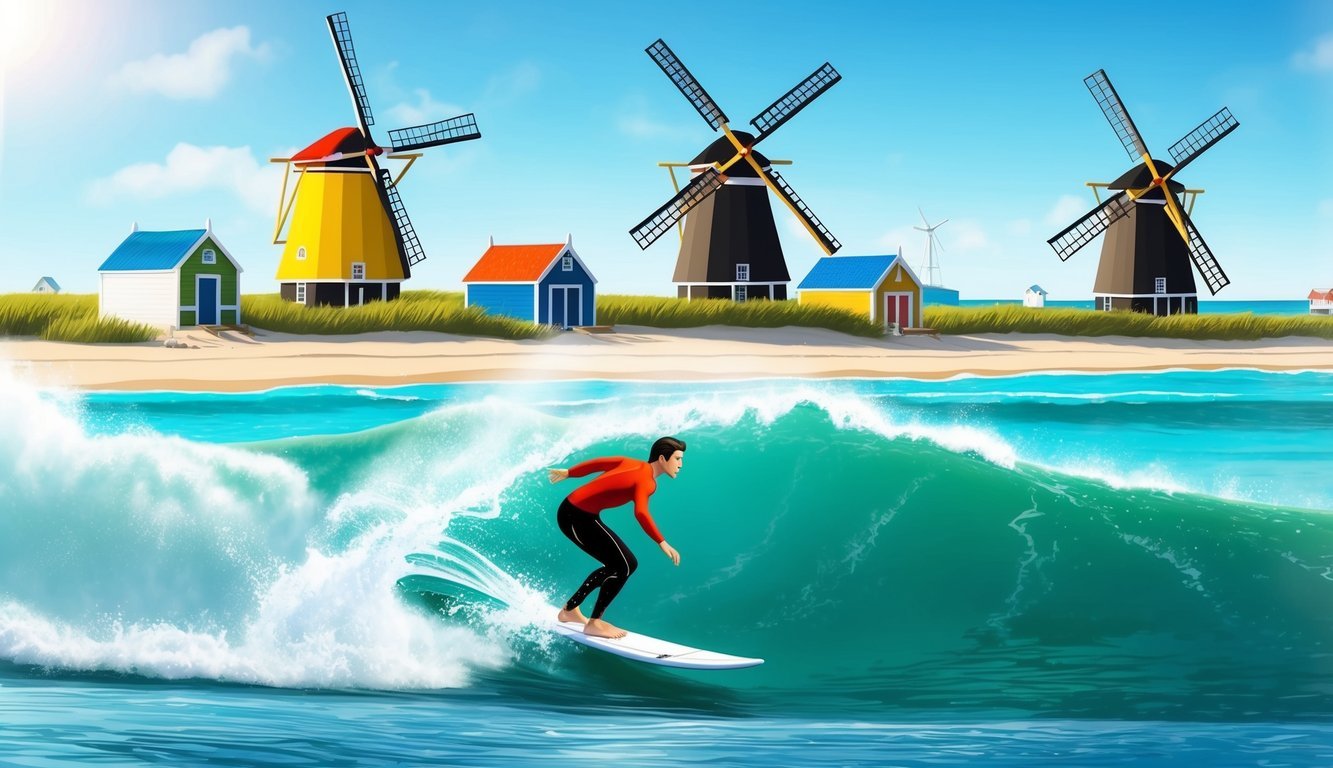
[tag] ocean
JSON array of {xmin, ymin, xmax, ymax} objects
[{"xmin": 1, "ymin": 368, "xmax": 1331, "ymax": 765}]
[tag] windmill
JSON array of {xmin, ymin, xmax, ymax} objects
[
  {"xmin": 1047, "ymin": 69, "xmax": 1237, "ymax": 315},
  {"xmin": 270, "ymin": 11, "xmax": 481, "ymax": 307},
  {"xmin": 914, "ymin": 208, "xmax": 948, "ymax": 288},
  {"xmin": 629, "ymin": 39, "xmax": 843, "ymax": 302}
]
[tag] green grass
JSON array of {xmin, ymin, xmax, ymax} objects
[
  {"xmin": 241, "ymin": 291, "xmax": 555, "ymax": 340},
  {"xmin": 0, "ymin": 294, "xmax": 159, "ymax": 343},
  {"xmin": 924, "ymin": 305, "xmax": 1333, "ymax": 341},
  {"xmin": 595, "ymin": 294, "xmax": 886, "ymax": 338}
]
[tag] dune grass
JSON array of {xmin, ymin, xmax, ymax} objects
[
  {"xmin": 0, "ymin": 294, "xmax": 159, "ymax": 343},
  {"xmin": 240, "ymin": 291, "xmax": 555, "ymax": 340},
  {"xmin": 595, "ymin": 294, "xmax": 886, "ymax": 338},
  {"xmin": 924, "ymin": 304, "xmax": 1333, "ymax": 341}
]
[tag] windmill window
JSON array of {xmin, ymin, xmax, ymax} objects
[
  {"xmin": 297, "ymin": 247, "xmax": 307, "ymax": 261},
  {"xmin": 1155, "ymin": 277, "xmax": 1166, "ymax": 294},
  {"xmin": 1102, "ymin": 296, "xmax": 1112, "ymax": 311},
  {"xmin": 736, "ymin": 263, "xmax": 750, "ymax": 281},
  {"xmin": 202, "ymin": 249, "xmax": 216, "ymax": 265},
  {"xmin": 736, "ymin": 285, "xmax": 748, "ymax": 301},
  {"xmin": 352, "ymin": 262, "xmax": 366, "ymax": 281},
  {"xmin": 296, "ymin": 283, "xmax": 306, "ymax": 303},
  {"xmin": 561, "ymin": 256, "xmax": 573, "ymax": 272}
]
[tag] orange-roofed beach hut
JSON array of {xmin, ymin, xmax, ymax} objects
[{"xmin": 462, "ymin": 235, "xmax": 597, "ymax": 328}]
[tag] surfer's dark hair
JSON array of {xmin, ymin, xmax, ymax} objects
[{"xmin": 649, "ymin": 436, "xmax": 686, "ymax": 463}]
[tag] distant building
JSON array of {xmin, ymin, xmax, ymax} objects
[
  {"xmin": 921, "ymin": 285, "xmax": 959, "ymax": 306},
  {"xmin": 797, "ymin": 253, "xmax": 922, "ymax": 330},
  {"xmin": 98, "ymin": 220, "xmax": 243, "ymax": 328},
  {"xmin": 462, "ymin": 235, "xmax": 596, "ymax": 329},
  {"xmin": 1310, "ymin": 289, "xmax": 1332, "ymax": 316},
  {"xmin": 31, "ymin": 276, "xmax": 61, "ymax": 294},
  {"xmin": 1024, "ymin": 285, "xmax": 1048, "ymax": 308}
]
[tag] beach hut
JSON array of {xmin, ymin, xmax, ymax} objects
[
  {"xmin": 1024, "ymin": 285, "xmax": 1048, "ymax": 308},
  {"xmin": 31, "ymin": 277, "xmax": 61, "ymax": 294},
  {"xmin": 1310, "ymin": 289, "xmax": 1332, "ymax": 316},
  {"xmin": 462, "ymin": 235, "xmax": 596, "ymax": 329},
  {"xmin": 797, "ymin": 253, "xmax": 923, "ymax": 329},
  {"xmin": 98, "ymin": 220, "xmax": 243, "ymax": 328}
]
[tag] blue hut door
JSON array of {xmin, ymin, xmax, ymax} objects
[
  {"xmin": 550, "ymin": 286, "xmax": 582, "ymax": 328},
  {"xmin": 197, "ymin": 276, "xmax": 219, "ymax": 325}
]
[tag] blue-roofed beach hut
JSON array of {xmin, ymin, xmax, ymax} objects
[
  {"xmin": 797, "ymin": 252, "xmax": 923, "ymax": 329},
  {"xmin": 98, "ymin": 220, "xmax": 243, "ymax": 328}
]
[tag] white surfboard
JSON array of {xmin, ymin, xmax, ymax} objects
[{"xmin": 551, "ymin": 621, "xmax": 763, "ymax": 670}]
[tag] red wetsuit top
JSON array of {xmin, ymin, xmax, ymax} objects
[{"xmin": 564, "ymin": 456, "xmax": 663, "ymax": 543}]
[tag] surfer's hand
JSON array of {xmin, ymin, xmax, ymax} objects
[
  {"xmin": 660, "ymin": 541, "xmax": 680, "ymax": 566},
  {"xmin": 548, "ymin": 468, "xmax": 569, "ymax": 484}
]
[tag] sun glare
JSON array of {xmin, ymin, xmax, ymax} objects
[{"xmin": 0, "ymin": 0, "xmax": 57, "ymax": 71}]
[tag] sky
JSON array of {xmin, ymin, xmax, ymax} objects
[{"xmin": 1, "ymin": 0, "xmax": 1330, "ymax": 300}]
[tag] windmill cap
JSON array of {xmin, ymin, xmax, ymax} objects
[
  {"xmin": 292, "ymin": 127, "xmax": 371, "ymax": 164},
  {"xmin": 690, "ymin": 131, "xmax": 770, "ymax": 176},
  {"xmin": 1107, "ymin": 160, "xmax": 1186, "ymax": 193}
]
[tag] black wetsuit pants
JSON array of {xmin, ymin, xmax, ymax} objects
[{"xmin": 557, "ymin": 498, "xmax": 638, "ymax": 620}]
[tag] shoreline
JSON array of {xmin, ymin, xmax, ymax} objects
[{"xmin": 2, "ymin": 326, "xmax": 1331, "ymax": 392}]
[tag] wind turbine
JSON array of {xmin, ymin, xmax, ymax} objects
[{"xmin": 914, "ymin": 208, "xmax": 948, "ymax": 288}]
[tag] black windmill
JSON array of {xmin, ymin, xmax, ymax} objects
[
  {"xmin": 1048, "ymin": 69, "xmax": 1238, "ymax": 315},
  {"xmin": 629, "ymin": 40, "xmax": 843, "ymax": 301}
]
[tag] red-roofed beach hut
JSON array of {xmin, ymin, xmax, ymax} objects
[{"xmin": 462, "ymin": 235, "xmax": 597, "ymax": 328}]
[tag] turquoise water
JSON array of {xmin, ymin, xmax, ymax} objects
[{"xmin": 1, "ymin": 368, "xmax": 1331, "ymax": 765}]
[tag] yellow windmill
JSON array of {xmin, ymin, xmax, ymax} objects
[{"xmin": 271, "ymin": 11, "xmax": 482, "ymax": 307}]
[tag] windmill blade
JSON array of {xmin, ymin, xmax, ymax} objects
[
  {"xmin": 1171, "ymin": 192, "xmax": 1230, "ymax": 295},
  {"xmin": 365, "ymin": 156, "xmax": 426, "ymax": 277},
  {"xmin": 389, "ymin": 113, "xmax": 482, "ymax": 152},
  {"xmin": 629, "ymin": 167, "xmax": 726, "ymax": 250},
  {"xmin": 749, "ymin": 63, "xmax": 841, "ymax": 141},
  {"xmin": 646, "ymin": 39, "xmax": 728, "ymax": 130},
  {"xmin": 756, "ymin": 163, "xmax": 841, "ymax": 255},
  {"xmin": 327, "ymin": 12, "xmax": 376, "ymax": 141},
  {"xmin": 1084, "ymin": 69, "xmax": 1149, "ymax": 162},
  {"xmin": 1047, "ymin": 191, "xmax": 1135, "ymax": 261},
  {"xmin": 1165, "ymin": 108, "xmax": 1238, "ymax": 178}
]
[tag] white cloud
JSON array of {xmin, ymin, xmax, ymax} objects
[
  {"xmin": 877, "ymin": 225, "xmax": 922, "ymax": 255},
  {"xmin": 950, "ymin": 220, "xmax": 990, "ymax": 252},
  {"xmin": 1008, "ymin": 218, "xmax": 1032, "ymax": 236},
  {"xmin": 385, "ymin": 89, "xmax": 466, "ymax": 127},
  {"xmin": 111, "ymin": 26, "xmax": 268, "ymax": 99},
  {"xmin": 1292, "ymin": 34, "xmax": 1333, "ymax": 71},
  {"xmin": 87, "ymin": 143, "xmax": 282, "ymax": 214},
  {"xmin": 1044, "ymin": 194, "xmax": 1090, "ymax": 229}
]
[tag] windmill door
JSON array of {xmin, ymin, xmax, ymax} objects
[
  {"xmin": 197, "ymin": 275, "xmax": 220, "ymax": 325},
  {"xmin": 883, "ymin": 292, "xmax": 912, "ymax": 329}
]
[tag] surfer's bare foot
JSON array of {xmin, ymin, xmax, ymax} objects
[
  {"xmin": 557, "ymin": 607, "xmax": 588, "ymax": 625},
  {"xmin": 584, "ymin": 618, "xmax": 627, "ymax": 639}
]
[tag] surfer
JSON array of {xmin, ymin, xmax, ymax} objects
[{"xmin": 548, "ymin": 436, "xmax": 685, "ymax": 639}]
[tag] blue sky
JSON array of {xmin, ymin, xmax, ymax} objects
[{"xmin": 1, "ymin": 0, "xmax": 1330, "ymax": 300}]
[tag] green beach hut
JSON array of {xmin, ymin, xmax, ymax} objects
[{"xmin": 98, "ymin": 220, "xmax": 243, "ymax": 328}]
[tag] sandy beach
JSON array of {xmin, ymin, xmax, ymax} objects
[{"xmin": 1, "ymin": 326, "xmax": 1330, "ymax": 392}]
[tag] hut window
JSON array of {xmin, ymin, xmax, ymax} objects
[
  {"xmin": 297, "ymin": 247, "xmax": 307, "ymax": 261},
  {"xmin": 736, "ymin": 263, "xmax": 749, "ymax": 281},
  {"xmin": 1155, "ymin": 277, "xmax": 1166, "ymax": 294},
  {"xmin": 296, "ymin": 283, "xmax": 306, "ymax": 303},
  {"xmin": 352, "ymin": 262, "xmax": 365, "ymax": 280},
  {"xmin": 202, "ymin": 249, "xmax": 216, "ymax": 265},
  {"xmin": 562, "ymin": 256, "xmax": 573, "ymax": 272}
]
